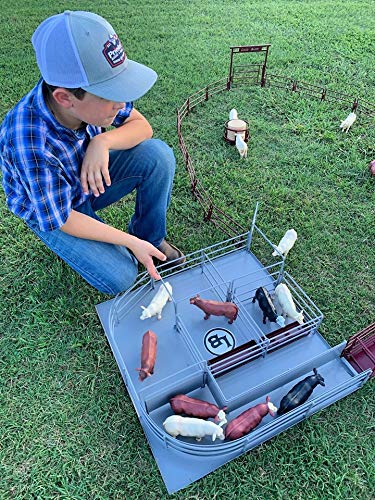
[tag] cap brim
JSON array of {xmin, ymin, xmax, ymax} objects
[{"xmin": 81, "ymin": 59, "xmax": 157, "ymax": 102}]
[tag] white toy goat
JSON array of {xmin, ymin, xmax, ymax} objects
[
  {"xmin": 272, "ymin": 229, "xmax": 297, "ymax": 257},
  {"xmin": 140, "ymin": 282, "xmax": 172, "ymax": 320},
  {"xmin": 274, "ymin": 283, "xmax": 304, "ymax": 325},
  {"xmin": 235, "ymin": 133, "xmax": 248, "ymax": 158},
  {"xmin": 339, "ymin": 112, "xmax": 357, "ymax": 133},
  {"xmin": 163, "ymin": 415, "xmax": 225, "ymax": 442},
  {"xmin": 229, "ymin": 108, "xmax": 238, "ymax": 120}
]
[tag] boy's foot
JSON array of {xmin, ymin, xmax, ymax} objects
[{"xmin": 155, "ymin": 239, "xmax": 186, "ymax": 267}]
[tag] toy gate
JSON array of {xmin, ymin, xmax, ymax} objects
[{"xmin": 96, "ymin": 207, "xmax": 372, "ymax": 494}]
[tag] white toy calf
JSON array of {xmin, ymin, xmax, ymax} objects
[
  {"xmin": 339, "ymin": 112, "xmax": 357, "ymax": 133},
  {"xmin": 140, "ymin": 282, "xmax": 173, "ymax": 320},
  {"xmin": 229, "ymin": 108, "xmax": 238, "ymax": 120},
  {"xmin": 235, "ymin": 133, "xmax": 248, "ymax": 158},
  {"xmin": 274, "ymin": 283, "xmax": 304, "ymax": 325},
  {"xmin": 163, "ymin": 415, "xmax": 225, "ymax": 441},
  {"xmin": 272, "ymin": 229, "xmax": 297, "ymax": 257}
]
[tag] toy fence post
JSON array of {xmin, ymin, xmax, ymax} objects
[
  {"xmin": 226, "ymin": 280, "xmax": 235, "ymax": 302},
  {"xmin": 261, "ymin": 44, "xmax": 270, "ymax": 87},
  {"xmin": 246, "ymin": 202, "xmax": 259, "ymax": 252},
  {"xmin": 228, "ymin": 47, "xmax": 235, "ymax": 90}
]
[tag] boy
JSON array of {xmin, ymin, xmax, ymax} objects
[{"xmin": 0, "ymin": 11, "xmax": 185, "ymax": 294}]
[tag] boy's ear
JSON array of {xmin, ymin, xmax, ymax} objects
[{"xmin": 52, "ymin": 88, "xmax": 74, "ymax": 108}]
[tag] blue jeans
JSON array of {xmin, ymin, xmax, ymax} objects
[{"xmin": 26, "ymin": 139, "xmax": 176, "ymax": 294}]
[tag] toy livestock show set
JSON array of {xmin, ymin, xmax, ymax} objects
[{"xmin": 97, "ymin": 46, "xmax": 375, "ymax": 494}]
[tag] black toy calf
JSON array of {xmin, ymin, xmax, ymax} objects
[
  {"xmin": 252, "ymin": 287, "xmax": 285, "ymax": 327},
  {"xmin": 277, "ymin": 368, "xmax": 325, "ymax": 416}
]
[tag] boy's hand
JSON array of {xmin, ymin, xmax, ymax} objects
[
  {"xmin": 80, "ymin": 137, "xmax": 111, "ymax": 196},
  {"xmin": 130, "ymin": 239, "xmax": 166, "ymax": 280}
]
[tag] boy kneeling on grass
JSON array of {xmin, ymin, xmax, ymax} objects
[{"xmin": 0, "ymin": 10, "xmax": 185, "ymax": 294}]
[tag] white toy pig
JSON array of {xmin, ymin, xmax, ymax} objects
[
  {"xmin": 274, "ymin": 283, "xmax": 304, "ymax": 325},
  {"xmin": 163, "ymin": 415, "xmax": 225, "ymax": 442},
  {"xmin": 140, "ymin": 282, "xmax": 173, "ymax": 320}
]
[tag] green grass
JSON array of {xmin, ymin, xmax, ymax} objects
[{"xmin": 1, "ymin": 1, "xmax": 374, "ymax": 498}]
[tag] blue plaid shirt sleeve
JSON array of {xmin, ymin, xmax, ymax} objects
[
  {"xmin": 9, "ymin": 110, "xmax": 74, "ymax": 231},
  {"xmin": 112, "ymin": 102, "xmax": 134, "ymax": 126}
]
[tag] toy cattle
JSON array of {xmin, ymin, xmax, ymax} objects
[
  {"xmin": 163, "ymin": 415, "xmax": 225, "ymax": 441},
  {"xmin": 274, "ymin": 283, "xmax": 304, "ymax": 325},
  {"xmin": 339, "ymin": 111, "xmax": 357, "ymax": 133},
  {"xmin": 225, "ymin": 396, "xmax": 277, "ymax": 440},
  {"xmin": 277, "ymin": 368, "xmax": 325, "ymax": 416},
  {"xmin": 170, "ymin": 394, "xmax": 227, "ymax": 425},
  {"xmin": 272, "ymin": 229, "xmax": 297, "ymax": 257},
  {"xmin": 136, "ymin": 330, "xmax": 157, "ymax": 382},
  {"xmin": 190, "ymin": 295, "xmax": 238, "ymax": 324},
  {"xmin": 140, "ymin": 281, "xmax": 172, "ymax": 320},
  {"xmin": 252, "ymin": 287, "xmax": 285, "ymax": 326}
]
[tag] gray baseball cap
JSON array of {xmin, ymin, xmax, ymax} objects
[{"xmin": 32, "ymin": 11, "xmax": 157, "ymax": 102}]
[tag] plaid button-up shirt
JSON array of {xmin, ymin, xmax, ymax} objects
[{"xmin": 0, "ymin": 79, "xmax": 133, "ymax": 231}]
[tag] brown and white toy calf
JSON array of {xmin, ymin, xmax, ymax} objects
[
  {"xmin": 225, "ymin": 396, "xmax": 277, "ymax": 440},
  {"xmin": 170, "ymin": 394, "xmax": 227, "ymax": 425}
]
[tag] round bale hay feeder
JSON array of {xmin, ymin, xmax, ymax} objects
[{"xmin": 224, "ymin": 118, "xmax": 249, "ymax": 145}]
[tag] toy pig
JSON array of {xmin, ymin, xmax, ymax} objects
[
  {"xmin": 252, "ymin": 287, "xmax": 285, "ymax": 327},
  {"xmin": 277, "ymin": 368, "xmax": 325, "ymax": 416},
  {"xmin": 140, "ymin": 282, "xmax": 172, "ymax": 320},
  {"xmin": 190, "ymin": 295, "xmax": 238, "ymax": 324},
  {"xmin": 136, "ymin": 330, "xmax": 157, "ymax": 381},
  {"xmin": 170, "ymin": 394, "xmax": 227, "ymax": 424},
  {"xmin": 225, "ymin": 396, "xmax": 277, "ymax": 440},
  {"xmin": 163, "ymin": 415, "xmax": 225, "ymax": 442}
]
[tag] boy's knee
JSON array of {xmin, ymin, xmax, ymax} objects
[
  {"xmin": 140, "ymin": 139, "xmax": 176, "ymax": 177},
  {"xmin": 96, "ymin": 261, "xmax": 138, "ymax": 295}
]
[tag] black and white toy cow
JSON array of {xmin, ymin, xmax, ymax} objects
[{"xmin": 252, "ymin": 287, "xmax": 285, "ymax": 327}]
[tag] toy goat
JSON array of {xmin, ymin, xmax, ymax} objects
[
  {"xmin": 235, "ymin": 133, "xmax": 248, "ymax": 158},
  {"xmin": 136, "ymin": 330, "xmax": 157, "ymax": 382},
  {"xmin": 225, "ymin": 396, "xmax": 277, "ymax": 440},
  {"xmin": 229, "ymin": 108, "xmax": 238, "ymax": 120},
  {"xmin": 190, "ymin": 295, "xmax": 238, "ymax": 324},
  {"xmin": 277, "ymin": 368, "xmax": 325, "ymax": 416},
  {"xmin": 339, "ymin": 112, "xmax": 357, "ymax": 133},
  {"xmin": 274, "ymin": 283, "xmax": 304, "ymax": 325},
  {"xmin": 140, "ymin": 281, "xmax": 172, "ymax": 320},
  {"xmin": 252, "ymin": 287, "xmax": 285, "ymax": 327},
  {"xmin": 170, "ymin": 394, "xmax": 227, "ymax": 425},
  {"xmin": 163, "ymin": 415, "xmax": 225, "ymax": 441},
  {"xmin": 272, "ymin": 229, "xmax": 297, "ymax": 257}
]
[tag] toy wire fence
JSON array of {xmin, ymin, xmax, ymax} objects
[{"xmin": 177, "ymin": 44, "xmax": 375, "ymax": 238}]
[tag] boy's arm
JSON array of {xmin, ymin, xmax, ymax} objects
[
  {"xmin": 61, "ymin": 209, "xmax": 166, "ymax": 280},
  {"xmin": 80, "ymin": 108, "xmax": 152, "ymax": 196}
]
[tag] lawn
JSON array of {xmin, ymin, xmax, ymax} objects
[{"xmin": 0, "ymin": 1, "xmax": 374, "ymax": 499}]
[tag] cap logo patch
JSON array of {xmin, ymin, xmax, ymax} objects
[{"xmin": 102, "ymin": 34, "xmax": 126, "ymax": 68}]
